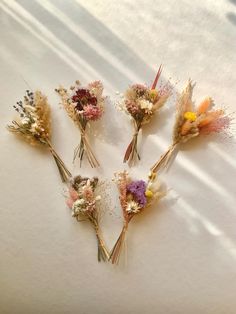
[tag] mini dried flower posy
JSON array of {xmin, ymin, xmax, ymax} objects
[
  {"xmin": 66, "ymin": 175, "xmax": 109, "ymax": 262},
  {"xmin": 119, "ymin": 66, "xmax": 171, "ymax": 165},
  {"xmin": 56, "ymin": 80, "xmax": 105, "ymax": 168},
  {"xmin": 7, "ymin": 90, "xmax": 71, "ymax": 182},
  {"xmin": 151, "ymin": 80, "xmax": 232, "ymax": 173},
  {"xmin": 109, "ymin": 170, "xmax": 165, "ymax": 264}
]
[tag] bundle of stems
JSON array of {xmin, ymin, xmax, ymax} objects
[{"xmin": 73, "ymin": 117, "xmax": 99, "ymax": 168}]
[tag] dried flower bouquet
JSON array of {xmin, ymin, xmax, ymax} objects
[
  {"xmin": 7, "ymin": 90, "xmax": 71, "ymax": 182},
  {"xmin": 66, "ymin": 175, "xmax": 110, "ymax": 262},
  {"xmin": 120, "ymin": 66, "xmax": 170, "ymax": 165},
  {"xmin": 110, "ymin": 171, "xmax": 165, "ymax": 264},
  {"xmin": 151, "ymin": 80, "xmax": 232, "ymax": 173},
  {"xmin": 56, "ymin": 80, "xmax": 105, "ymax": 168}
]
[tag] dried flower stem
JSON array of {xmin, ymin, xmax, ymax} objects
[
  {"xmin": 74, "ymin": 120, "xmax": 100, "ymax": 168},
  {"xmin": 47, "ymin": 141, "xmax": 72, "ymax": 183},
  {"xmin": 109, "ymin": 171, "xmax": 130, "ymax": 264},
  {"xmin": 123, "ymin": 121, "xmax": 141, "ymax": 165},
  {"xmin": 151, "ymin": 142, "xmax": 178, "ymax": 173},
  {"xmin": 109, "ymin": 221, "xmax": 129, "ymax": 264},
  {"xmin": 88, "ymin": 215, "xmax": 110, "ymax": 262}
]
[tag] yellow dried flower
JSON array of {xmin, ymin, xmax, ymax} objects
[
  {"xmin": 145, "ymin": 190, "xmax": 153, "ymax": 198},
  {"xmin": 149, "ymin": 89, "xmax": 158, "ymax": 100},
  {"xmin": 184, "ymin": 111, "xmax": 197, "ymax": 122}
]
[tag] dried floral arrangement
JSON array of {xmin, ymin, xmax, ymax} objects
[
  {"xmin": 7, "ymin": 90, "xmax": 71, "ymax": 183},
  {"xmin": 119, "ymin": 66, "xmax": 171, "ymax": 165},
  {"xmin": 109, "ymin": 170, "xmax": 165, "ymax": 264},
  {"xmin": 56, "ymin": 80, "xmax": 105, "ymax": 168},
  {"xmin": 151, "ymin": 80, "xmax": 232, "ymax": 173},
  {"xmin": 66, "ymin": 175, "xmax": 110, "ymax": 262}
]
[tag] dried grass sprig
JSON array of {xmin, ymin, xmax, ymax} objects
[
  {"xmin": 151, "ymin": 80, "xmax": 232, "ymax": 173},
  {"xmin": 56, "ymin": 80, "xmax": 105, "ymax": 167},
  {"xmin": 66, "ymin": 175, "xmax": 109, "ymax": 262},
  {"xmin": 120, "ymin": 65, "xmax": 171, "ymax": 166},
  {"xmin": 109, "ymin": 171, "xmax": 165, "ymax": 264},
  {"xmin": 7, "ymin": 90, "xmax": 71, "ymax": 183}
]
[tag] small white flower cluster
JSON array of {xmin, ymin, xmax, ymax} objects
[
  {"xmin": 23, "ymin": 109, "xmax": 44, "ymax": 135},
  {"xmin": 71, "ymin": 195, "xmax": 101, "ymax": 217},
  {"xmin": 72, "ymin": 198, "xmax": 87, "ymax": 216},
  {"xmin": 138, "ymin": 99, "xmax": 153, "ymax": 112},
  {"xmin": 126, "ymin": 200, "xmax": 140, "ymax": 214}
]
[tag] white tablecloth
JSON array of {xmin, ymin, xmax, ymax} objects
[{"xmin": 1, "ymin": 1, "xmax": 236, "ymax": 313}]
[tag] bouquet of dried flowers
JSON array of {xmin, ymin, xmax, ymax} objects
[
  {"xmin": 66, "ymin": 175, "xmax": 110, "ymax": 262},
  {"xmin": 7, "ymin": 90, "xmax": 71, "ymax": 183},
  {"xmin": 120, "ymin": 66, "xmax": 171, "ymax": 165},
  {"xmin": 56, "ymin": 80, "xmax": 105, "ymax": 168},
  {"xmin": 109, "ymin": 171, "xmax": 165, "ymax": 264},
  {"xmin": 151, "ymin": 80, "xmax": 232, "ymax": 173}
]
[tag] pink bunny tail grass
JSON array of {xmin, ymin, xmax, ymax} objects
[{"xmin": 200, "ymin": 115, "xmax": 233, "ymax": 136}]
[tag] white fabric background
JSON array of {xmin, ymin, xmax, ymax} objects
[{"xmin": 0, "ymin": 1, "xmax": 236, "ymax": 313}]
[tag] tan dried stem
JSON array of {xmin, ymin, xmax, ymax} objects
[
  {"xmin": 123, "ymin": 120, "xmax": 141, "ymax": 165},
  {"xmin": 88, "ymin": 215, "xmax": 110, "ymax": 262}
]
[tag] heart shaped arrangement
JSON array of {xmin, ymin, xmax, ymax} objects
[{"xmin": 7, "ymin": 68, "xmax": 232, "ymax": 265}]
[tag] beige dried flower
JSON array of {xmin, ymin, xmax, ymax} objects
[{"xmin": 7, "ymin": 90, "xmax": 71, "ymax": 182}]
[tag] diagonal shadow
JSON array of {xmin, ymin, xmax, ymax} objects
[{"xmin": 16, "ymin": 0, "xmax": 159, "ymax": 90}]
